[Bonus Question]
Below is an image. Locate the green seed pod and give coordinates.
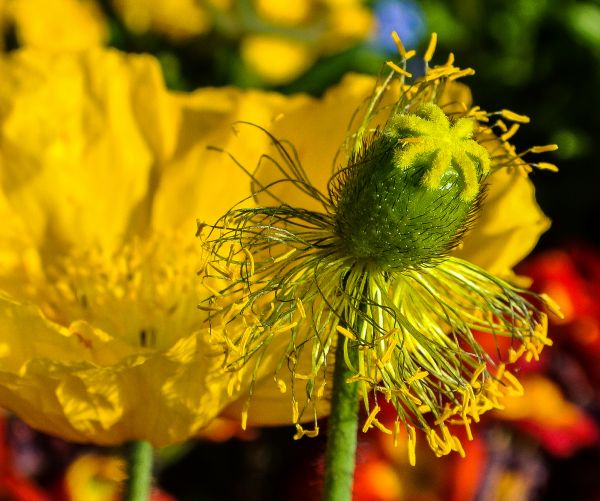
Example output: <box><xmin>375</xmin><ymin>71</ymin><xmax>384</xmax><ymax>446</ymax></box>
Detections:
<box><xmin>333</xmin><ymin>103</ymin><xmax>490</xmax><ymax>271</ymax></box>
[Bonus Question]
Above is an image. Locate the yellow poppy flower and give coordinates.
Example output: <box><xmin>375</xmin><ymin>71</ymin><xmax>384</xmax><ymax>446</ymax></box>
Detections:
<box><xmin>0</xmin><ymin>47</ymin><xmax>308</xmax><ymax>446</ymax></box>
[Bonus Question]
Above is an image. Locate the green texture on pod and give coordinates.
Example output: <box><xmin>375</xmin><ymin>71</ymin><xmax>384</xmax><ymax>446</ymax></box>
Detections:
<box><xmin>334</xmin><ymin>103</ymin><xmax>490</xmax><ymax>271</ymax></box>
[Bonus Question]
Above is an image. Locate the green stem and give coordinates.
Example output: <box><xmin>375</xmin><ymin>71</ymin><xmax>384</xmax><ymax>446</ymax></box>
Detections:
<box><xmin>322</xmin><ymin>331</ymin><xmax>360</xmax><ymax>501</ymax></box>
<box><xmin>123</xmin><ymin>440</ymin><xmax>154</xmax><ymax>501</ymax></box>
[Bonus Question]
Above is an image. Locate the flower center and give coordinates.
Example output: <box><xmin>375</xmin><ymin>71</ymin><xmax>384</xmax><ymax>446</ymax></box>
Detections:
<box><xmin>32</xmin><ymin>233</ymin><xmax>206</xmax><ymax>350</ymax></box>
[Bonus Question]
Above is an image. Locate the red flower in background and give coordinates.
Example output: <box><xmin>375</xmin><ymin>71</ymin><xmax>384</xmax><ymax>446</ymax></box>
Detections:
<box><xmin>519</xmin><ymin>246</ymin><xmax>600</xmax><ymax>386</ymax></box>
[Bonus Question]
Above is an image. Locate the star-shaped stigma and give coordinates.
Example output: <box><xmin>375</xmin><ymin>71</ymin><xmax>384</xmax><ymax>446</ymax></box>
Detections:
<box><xmin>390</xmin><ymin>103</ymin><xmax>490</xmax><ymax>200</ymax></box>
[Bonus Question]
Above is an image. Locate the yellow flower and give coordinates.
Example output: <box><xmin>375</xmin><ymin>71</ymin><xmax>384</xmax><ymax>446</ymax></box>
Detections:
<box><xmin>254</xmin><ymin>0</ymin><xmax>311</xmax><ymax>25</ymax></box>
<box><xmin>7</xmin><ymin>0</ymin><xmax>107</xmax><ymax>50</ymax></box>
<box><xmin>112</xmin><ymin>0</ymin><xmax>211</xmax><ymax>40</ymax></box>
<box><xmin>0</xmin><ymin>47</ymin><xmax>310</xmax><ymax>446</ymax></box>
<box><xmin>240</xmin><ymin>0</ymin><xmax>374</xmax><ymax>84</ymax></box>
<box><xmin>64</xmin><ymin>453</ymin><xmax>126</xmax><ymax>501</ymax></box>
<box><xmin>200</xmin><ymin>34</ymin><xmax>556</xmax><ymax>462</ymax></box>
<box><xmin>240</xmin><ymin>34</ymin><xmax>314</xmax><ymax>85</ymax></box>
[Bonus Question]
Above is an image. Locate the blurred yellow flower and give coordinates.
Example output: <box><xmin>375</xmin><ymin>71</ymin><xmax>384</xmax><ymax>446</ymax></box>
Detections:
<box><xmin>64</xmin><ymin>453</ymin><xmax>126</xmax><ymax>501</ymax></box>
<box><xmin>241</xmin><ymin>0</ymin><xmax>375</xmax><ymax>84</ymax></box>
<box><xmin>0</xmin><ymin>47</ymin><xmax>311</xmax><ymax>447</ymax></box>
<box><xmin>112</xmin><ymin>0</ymin><xmax>211</xmax><ymax>40</ymax></box>
<box><xmin>7</xmin><ymin>0</ymin><xmax>107</xmax><ymax>50</ymax></box>
<box><xmin>323</xmin><ymin>0</ymin><xmax>374</xmax><ymax>46</ymax></box>
<box><xmin>255</xmin><ymin>0</ymin><xmax>311</xmax><ymax>25</ymax></box>
<box><xmin>241</xmin><ymin>34</ymin><xmax>314</xmax><ymax>85</ymax></box>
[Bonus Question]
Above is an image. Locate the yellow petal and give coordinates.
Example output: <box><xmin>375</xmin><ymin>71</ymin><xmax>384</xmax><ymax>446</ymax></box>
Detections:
<box><xmin>0</xmin><ymin>49</ymin><xmax>174</xmax><ymax>253</ymax></box>
<box><xmin>0</xmin><ymin>293</ymin><xmax>240</xmax><ymax>446</ymax></box>
<box><xmin>453</xmin><ymin>166</ymin><xmax>550</xmax><ymax>275</ymax></box>
<box><xmin>0</xmin><ymin>48</ymin><xmax>258</xmax><ymax>445</ymax></box>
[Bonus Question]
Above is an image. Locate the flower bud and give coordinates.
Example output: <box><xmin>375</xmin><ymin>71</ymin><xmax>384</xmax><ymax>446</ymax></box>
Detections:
<box><xmin>334</xmin><ymin>103</ymin><xmax>490</xmax><ymax>270</ymax></box>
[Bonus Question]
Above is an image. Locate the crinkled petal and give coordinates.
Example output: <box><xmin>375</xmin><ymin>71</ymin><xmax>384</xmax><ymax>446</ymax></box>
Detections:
<box><xmin>0</xmin><ymin>49</ymin><xmax>174</xmax><ymax>253</ymax></box>
<box><xmin>0</xmin><ymin>293</ymin><xmax>238</xmax><ymax>446</ymax></box>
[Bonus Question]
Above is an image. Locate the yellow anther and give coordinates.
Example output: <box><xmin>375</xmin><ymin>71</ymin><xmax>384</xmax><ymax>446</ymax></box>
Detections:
<box><xmin>500</xmin><ymin>109</ymin><xmax>531</xmax><ymax>123</ymax></box>
<box><xmin>362</xmin><ymin>405</ymin><xmax>381</xmax><ymax>432</ymax></box>
<box><xmin>494</xmin><ymin>119</ymin><xmax>508</xmax><ymax>132</ymax></box>
<box><xmin>503</xmin><ymin>370</ymin><xmax>524</xmax><ymax>396</ymax></box>
<box><xmin>391</xmin><ymin>31</ymin><xmax>407</xmax><ymax>57</ymax></box>
<box><xmin>336</xmin><ymin>325</ymin><xmax>357</xmax><ymax>340</ymax></box>
<box><xmin>272</xmin><ymin>321</ymin><xmax>297</xmax><ymax>334</ymax></box>
<box><xmin>404</xmin><ymin>50</ymin><xmax>416</xmax><ymax>60</ymax></box>
<box><xmin>434</xmin><ymin>405</ymin><xmax>453</xmax><ymax>426</ymax></box>
<box><xmin>273</xmin><ymin>248</ymin><xmax>297</xmax><ymax>263</ymax></box>
<box><xmin>531</xmin><ymin>144</ymin><xmax>559</xmax><ymax>153</ymax></box>
<box><xmin>500</xmin><ymin>123</ymin><xmax>520</xmax><ymax>142</ymax></box>
<box><xmin>424</xmin><ymin>32</ymin><xmax>438</xmax><ymax>62</ymax></box>
<box><xmin>509</xmin><ymin>345</ymin><xmax>526</xmax><ymax>363</ymax></box>
<box><xmin>452</xmin><ymin>436</ymin><xmax>466</xmax><ymax>457</ymax></box>
<box><xmin>293</xmin><ymin>424</ymin><xmax>304</xmax><ymax>440</ymax></box>
<box><xmin>445</xmin><ymin>52</ymin><xmax>455</xmax><ymax>66</ymax></box>
<box><xmin>386</xmin><ymin>60</ymin><xmax>412</xmax><ymax>78</ymax></box>
<box><xmin>400</xmin><ymin>388</ymin><xmax>422</xmax><ymax>405</ymax></box>
<box><xmin>470</xmin><ymin>396</ymin><xmax>481</xmax><ymax>422</ymax></box>
<box><xmin>464</xmin><ymin>417</ymin><xmax>473</xmax><ymax>441</ymax></box>
<box><xmin>293</xmin><ymin>423</ymin><xmax>319</xmax><ymax>439</ymax></box>
<box><xmin>372</xmin><ymin>419</ymin><xmax>393</xmax><ymax>434</ymax></box>
<box><xmin>536</xmin><ymin>162</ymin><xmax>559</xmax><ymax>172</ymax></box>
<box><xmin>380</xmin><ymin>338</ymin><xmax>398</xmax><ymax>364</ymax></box>
<box><xmin>242</xmin><ymin>247</ymin><xmax>255</xmax><ymax>277</ymax></box>
<box><xmin>292</xmin><ymin>400</ymin><xmax>299</xmax><ymax>423</ymax></box>
<box><xmin>406</xmin><ymin>370</ymin><xmax>429</xmax><ymax>385</ymax></box>
<box><xmin>470</xmin><ymin>364</ymin><xmax>486</xmax><ymax>386</ymax></box>
<box><xmin>295</xmin><ymin>297</ymin><xmax>306</xmax><ymax>318</ymax></box>
<box><xmin>317</xmin><ymin>381</ymin><xmax>326</xmax><ymax>399</ymax></box>
<box><xmin>276</xmin><ymin>378</ymin><xmax>287</xmax><ymax>393</ymax></box>
<box><xmin>424</xmin><ymin>66</ymin><xmax>460</xmax><ymax>82</ymax></box>
<box><xmin>496</xmin><ymin>363</ymin><xmax>506</xmax><ymax>381</ymax></box>
<box><xmin>447</xmin><ymin>68</ymin><xmax>476</xmax><ymax>81</ymax></box>
<box><xmin>241</xmin><ymin>400</ymin><xmax>250</xmax><ymax>430</ymax></box>
<box><xmin>294</xmin><ymin>372</ymin><xmax>315</xmax><ymax>380</ymax></box>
